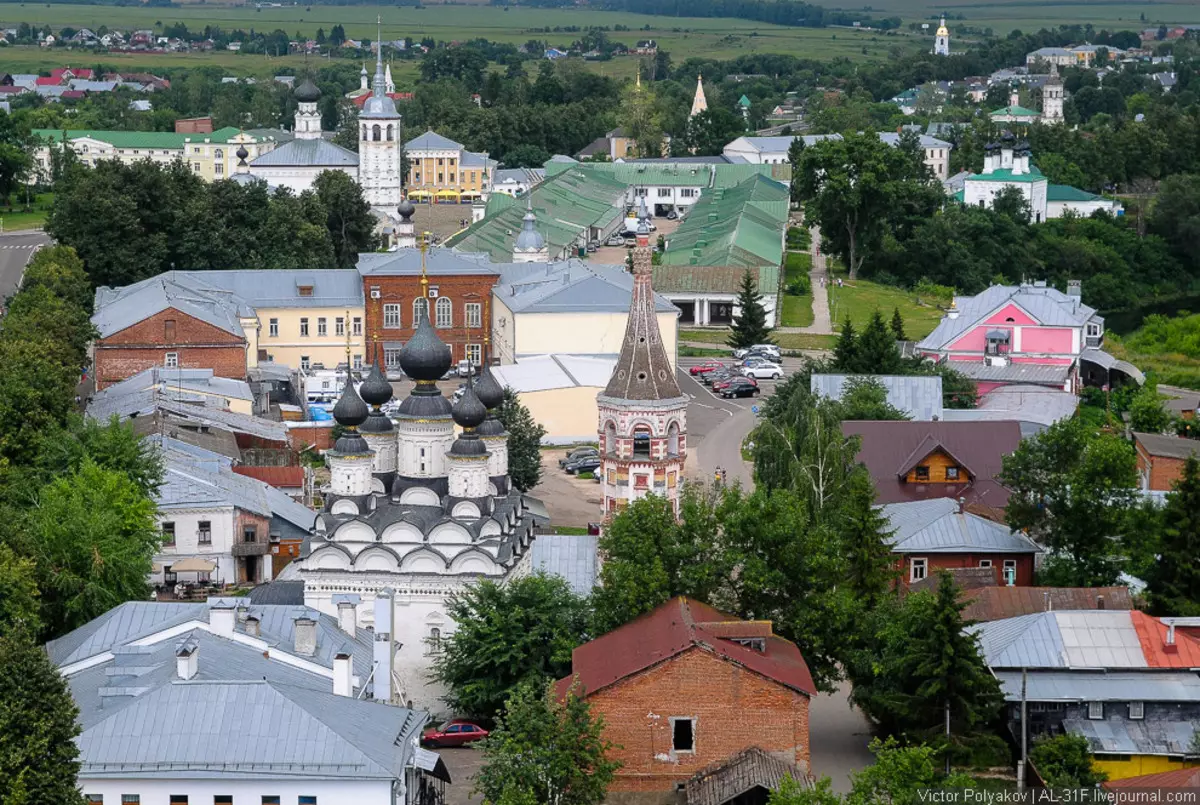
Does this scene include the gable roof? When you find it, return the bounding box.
[557,597,815,699]
[961,585,1132,622]
[357,247,502,277]
[249,138,358,168]
[917,284,1097,352]
[405,130,464,151]
[1105,767,1200,790]
[1133,431,1200,461]
[178,269,364,309]
[843,420,1021,507]
[494,260,678,314]
[93,272,253,339]
[659,173,788,273]
[812,374,944,421]
[879,498,1041,554]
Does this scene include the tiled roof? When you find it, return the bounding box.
[249,138,358,167]
[879,498,1040,554]
[918,284,1098,351]
[556,597,816,699]
[1105,767,1200,789]
[961,585,1132,622]
[1133,432,1200,460]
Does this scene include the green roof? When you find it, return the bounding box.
[989,105,1040,118]
[738,95,752,107]
[446,167,629,260]
[966,166,1047,184]
[1046,184,1105,202]
[543,160,790,187]
[32,126,270,150]
[658,173,787,293]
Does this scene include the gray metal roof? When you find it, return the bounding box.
[732,134,842,152]
[918,284,1098,351]
[994,670,1200,703]
[178,269,364,309]
[87,391,289,443]
[495,167,544,186]
[1080,348,1146,384]
[945,361,1072,385]
[971,611,1150,670]
[528,534,599,596]
[940,384,1078,429]
[495,260,678,314]
[810,374,943,421]
[91,366,253,406]
[877,132,952,149]
[93,273,252,338]
[879,498,1040,554]
[248,580,307,605]
[405,130,464,151]
[357,248,501,277]
[249,138,358,167]
[1064,718,1198,757]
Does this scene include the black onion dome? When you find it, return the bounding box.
[399,304,452,381]
[477,416,506,437]
[332,370,369,427]
[295,78,322,103]
[398,392,452,418]
[359,361,393,407]
[236,144,250,162]
[449,434,489,456]
[475,363,503,410]
[398,199,416,220]
[359,411,393,433]
[452,380,487,429]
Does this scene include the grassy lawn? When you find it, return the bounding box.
[680,345,729,357]
[681,328,835,352]
[1106,335,1200,391]
[0,193,53,232]
[826,270,944,341]
[781,251,814,328]
[845,0,1200,33]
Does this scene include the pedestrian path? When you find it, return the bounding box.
[789,226,832,335]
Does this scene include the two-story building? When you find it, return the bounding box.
[404,130,495,203]
[557,597,814,804]
[722,132,953,181]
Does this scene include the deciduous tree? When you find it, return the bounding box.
[497,387,547,492]
[313,169,380,270]
[1029,734,1107,788]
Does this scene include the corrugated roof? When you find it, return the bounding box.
[250,138,358,167]
[951,362,1073,385]
[1065,717,1198,757]
[494,260,678,314]
[994,670,1200,702]
[357,247,501,277]
[919,285,1098,352]
[1105,767,1200,789]
[811,374,944,421]
[660,173,788,274]
[962,586,1132,622]
[557,597,816,699]
[529,534,599,596]
[880,498,1040,554]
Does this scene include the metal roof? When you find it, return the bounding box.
[971,611,1151,669]
[994,670,1200,702]
[528,534,599,596]
[1065,717,1199,757]
[876,132,952,149]
[178,269,364,309]
[357,247,502,277]
[879,498,1040,554]
[491,354,616,392]
[93,272,252,339]
[494,260,678,314]
[405,130,464,151]
[90,366,253,407]
[1080,348,1145,384]
[250,138,358,167]
[946,362,1073,385]
[811,374,944,421]
[33,126,255,148]
[660,173,788,274]
[942,384,1078,428]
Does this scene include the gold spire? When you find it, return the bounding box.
[344,307,352,366]
[419,231,431,299]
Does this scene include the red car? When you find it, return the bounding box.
[712,375,757,392]
[689,360,727,376]
[422,720,489,748]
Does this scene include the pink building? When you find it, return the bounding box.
[917,282,1142,394]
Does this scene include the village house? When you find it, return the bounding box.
[842,420,1022,508]
[557,597,814,804]
[972,610,1200,780]
[1133,432,1200,492]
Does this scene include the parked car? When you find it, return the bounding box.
[712,375,756,392]
[733,344,780,359]
[742,362,784,380]
[689,360,726,376]
[605,234,626,247]
[422,721,489,748]
[703,369,734,386]
[741,356,772,368]
[565,455,602,475]
[559,446,599,468]
[721,378,762,398]
[457,359,477,377]
[586,242,598,253]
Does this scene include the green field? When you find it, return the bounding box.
[781,251,814,328]
[0,3,916,74]
[828,0,1200,33]
[826,275,944,340]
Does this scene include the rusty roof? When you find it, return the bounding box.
[1105,767,1200,790]
[232,466,305,489]
[960,586,1132,622]
[556,597,815,699]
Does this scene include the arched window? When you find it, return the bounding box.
[667,421,680,456]
[435,297,453,328]
[633,425,652,458]
[412,297,429,328]
[428,627,442,655]
[361,125,368,142]
[386,124,394,141]
[604,421,618,455]
[214,148,223,160]
[372,124,381,142]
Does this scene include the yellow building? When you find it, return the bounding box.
[491,355,615,443]
[1093,754,1199,781]
[30,127,285,183]
[404,130,496,203]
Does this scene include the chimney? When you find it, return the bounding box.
[335,594,360,638]
[1096,594,1105,610]
[209,602,236,638]
[176,639,198,680]
[333,651,354,697]
[957,496,966,513]
[236,603,249,623]
[245,615,261,638]
[1165,621,1178,653]
[1067,279,1082,298]
[373,589,394,703]
[946,301,959,320]
[293,616,317,657]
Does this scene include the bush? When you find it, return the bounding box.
[788,276,812,296]
[786,226,811,250]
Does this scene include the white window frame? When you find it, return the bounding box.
[466,343,482,366]
[465,303,482,329]
[353,354,363,370]
[353,317,363,336]
[317,317,327,337]
[269,318,278,337]
[1128,701,1144,720]
[164,352,179,368]
[910,557,928,582]
[335,317,345,337]
[383,304,401,329]
[435,296,453,329]
[979,559,993,568]
[299,318,309,337]
[300,355,310,370]
[1087,701,1104,720]
[413,297,429,327]
[384,348,402,369]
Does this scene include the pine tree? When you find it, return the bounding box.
[0,627,84,805]
[727,270,773,349]
[833,317,859,372]
[1147,456,1200,616]
[890,307,907,342]
[857,310,902,374]
[838,471,898,607]
[498,387,547,492]
[787,137,805,205]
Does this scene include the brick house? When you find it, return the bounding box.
[842,420,1022,508]
[357,248,501,369]
[1133,432,1200,492]
[92,274,250,390]
[556,597,814,805]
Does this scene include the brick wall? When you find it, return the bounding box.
[287,423,334,452]
[584,647,811,793]
[95,308,247,389]
[363,273,496,363]
[1136,444,1188,492]
[899,553,1035,587]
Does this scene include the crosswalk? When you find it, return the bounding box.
[0,244,37,250]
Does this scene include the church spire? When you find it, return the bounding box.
[373,15,385,99]
[689,74,708,118]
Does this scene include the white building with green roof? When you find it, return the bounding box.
[990,89,1041,125]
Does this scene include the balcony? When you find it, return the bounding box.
[231,541,270,557]
[1085,335,1104,348]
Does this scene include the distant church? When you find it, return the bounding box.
[934,16,950,56]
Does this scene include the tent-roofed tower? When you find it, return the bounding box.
[596,207,688,518]
[690,74,708,118]
[358,16,403,212]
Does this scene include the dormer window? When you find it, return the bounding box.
[298,285,314,297]
[915,466,930,481]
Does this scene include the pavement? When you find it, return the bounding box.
[0,230,50,304]
[786,226,833,336]
[809,681,877,792]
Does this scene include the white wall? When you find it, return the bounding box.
[1047,198,1121,219]
[249,165,356,194]
[154,506,236,586]
[78,777,392,805]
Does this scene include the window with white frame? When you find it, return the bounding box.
[979,559,992,568]
[910,557,928,582]
[164,352,179,368]
[466,343,482,366]
[317,317,327,337]
[1087,702,1104,720]
[658,188,671,197]
[353,317,363,336]
[300,355,310,370]
[436,296,453,328]
[300,318,309,337]
[466,303,482,328]
[1128,701,1144,719]
[384,348,402,368]
[336,317,345,337]
[353,354,363,370]
[413,297,429,326]
[384,304,401,329]
[269,318,279,337]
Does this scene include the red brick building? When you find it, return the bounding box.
[556,597,814,804]
[92,275,249,390]
[1133,431,1200,492]
[357,248,500,369]
[880,498,1041,587]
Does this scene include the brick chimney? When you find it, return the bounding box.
[293,616,318,657]
[335,594,360,638]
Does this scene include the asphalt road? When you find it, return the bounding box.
[0,230,50,303]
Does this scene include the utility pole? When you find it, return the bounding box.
[1018,667,1028,792]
